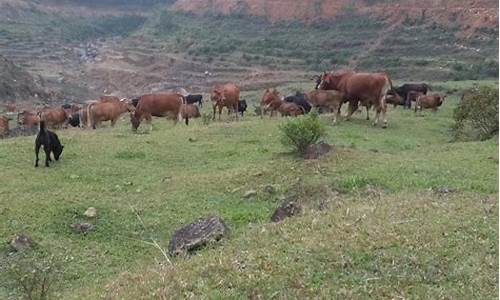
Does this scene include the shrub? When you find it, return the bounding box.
[452,86,499,141]
[279,113,326,155]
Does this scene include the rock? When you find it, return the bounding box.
[69,174,80,179]
[434,186,456,194]
[263,184,276,194]
[303,142,332,159]
[168,216,228,256]
[244,190,257,199]
[71,223,95,234]
[271,200,302,222]
[10,234,35,252]
[188,137,197,142]
[84,207,97,218]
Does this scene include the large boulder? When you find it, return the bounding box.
[168,216,228,256]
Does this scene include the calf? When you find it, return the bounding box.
[68,113,81,127]
[186,94,203,107]
[394,83,431,108]
[17,110,40,128]
[87,99,135,129]
[261,89,282,117]
[307,90,345,123]
[34,121,64,167]
[415,94,445,113]
[385,91,405,108]
[238,99,248,116]
[39,107,70,129]
[278,102,304,117]
[181,104,201,125]
[0,115,10,138]
[284,92,312,113]
[211,83,240,121]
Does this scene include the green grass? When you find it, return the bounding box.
[0,88,498,299]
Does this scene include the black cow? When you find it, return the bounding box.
[394,83,431,109]
[238,99,247,116]
[68,113,80,127]
[284,91,312,113]
[186,94,203,107]
[131,98,140,107]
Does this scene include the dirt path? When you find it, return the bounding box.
[348,17,403,69]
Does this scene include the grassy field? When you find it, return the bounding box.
[0,86,498,299]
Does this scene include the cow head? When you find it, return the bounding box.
[120,99,136,112]
[211,88,225,105]
[318,72,338,90]
[130,111,141,131]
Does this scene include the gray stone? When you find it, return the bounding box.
[244,190,257,199]
[71,223,95,234]
[10,234,35,252]
[84,207,97,218]
[168,216,228,256]
[271,200,302,222]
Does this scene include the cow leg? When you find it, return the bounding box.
[146,116,153,132]
[218,106,223,121]
[44,146,51,167]
[346,100,358,120]
[212,105,217,121]
[235,102,239,121]
[365,105,370,121]
[35,142,41,167]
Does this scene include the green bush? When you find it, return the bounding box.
[452,86,499,141]
[279,113,326,155]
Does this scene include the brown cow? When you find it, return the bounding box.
[100,95,121,102]
[415,94,446,113]
[319,70,393,128]
[4,102,16,113]
[87,99,135,129]
[385,91,405,108]
[130,93,186,132]
[260,89,282,117]
[278,102,304,117]
[181,104,201,120]
[17,110,40,128]
[307,90,345,123]
[39,107,70,129]
[211,83,240,121]
[0,115,10,138]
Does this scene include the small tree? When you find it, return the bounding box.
[279,113,326,155]
[452,86,499,141]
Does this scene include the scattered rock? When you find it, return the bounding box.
[271,200,302,222]
[263,184,276,194]
[161,176,172,183]
[168,216,228,256]
[124,181,134,186]
[188,137,197,142]
[9,234,35,252]
[433,186,457,194]
[84,207,97,218]
[69,174,80,179]
[303,142,332,159]
[244,190,257,199]
[71,223,95,234]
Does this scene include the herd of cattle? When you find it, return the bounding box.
[0,69,447,138]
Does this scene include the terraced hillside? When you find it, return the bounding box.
[0,0,497,102]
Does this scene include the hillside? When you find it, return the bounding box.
[0,55,48,103]
[173,0,498,36]
[0,0,497,101]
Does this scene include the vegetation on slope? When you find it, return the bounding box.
[147,9,498,80]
